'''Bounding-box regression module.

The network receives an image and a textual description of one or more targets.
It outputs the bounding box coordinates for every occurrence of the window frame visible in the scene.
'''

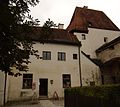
[62,74,71,88]
[104,37,108,43]
[42,51,51,60]
[58,52,66,61]
[82,34,86,40]
[22,74,33,89]
[73,54,77,60]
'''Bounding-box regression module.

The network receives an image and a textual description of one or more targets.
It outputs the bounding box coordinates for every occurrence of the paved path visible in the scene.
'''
[3,99,64,107]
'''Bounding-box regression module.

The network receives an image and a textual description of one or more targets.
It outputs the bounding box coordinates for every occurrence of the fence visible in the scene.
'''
[65,93,120,107]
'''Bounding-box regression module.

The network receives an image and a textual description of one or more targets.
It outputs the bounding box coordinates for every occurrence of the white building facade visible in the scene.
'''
[67,7,120,85]
[7,28,81,101]
[1,7,120,104]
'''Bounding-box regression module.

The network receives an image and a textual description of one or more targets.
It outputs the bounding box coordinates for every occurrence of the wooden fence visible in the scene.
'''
[65,93,120,107]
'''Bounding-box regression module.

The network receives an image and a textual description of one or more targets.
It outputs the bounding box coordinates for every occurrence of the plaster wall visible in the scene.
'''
[74,28,120,86]
[97,43,120,63]
[75,28,120,58]
[8,43,80,101]
[0,72,4,106]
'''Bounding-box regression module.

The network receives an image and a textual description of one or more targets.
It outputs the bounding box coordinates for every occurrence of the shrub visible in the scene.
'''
[65,84,120,99]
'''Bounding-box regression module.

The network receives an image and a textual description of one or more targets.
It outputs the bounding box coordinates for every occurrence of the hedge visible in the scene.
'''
[65,84,120,99]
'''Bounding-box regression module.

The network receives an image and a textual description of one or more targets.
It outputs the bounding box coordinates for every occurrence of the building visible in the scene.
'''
[96,36,120,84]
[7,26,82,101]
[67,6,120,85]
[1,6,120,104]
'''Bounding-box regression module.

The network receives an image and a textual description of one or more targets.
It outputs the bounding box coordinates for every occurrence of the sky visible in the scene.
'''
[30,0,120,29]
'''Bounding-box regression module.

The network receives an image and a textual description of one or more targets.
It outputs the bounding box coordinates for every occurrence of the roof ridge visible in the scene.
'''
[75,6,103,12]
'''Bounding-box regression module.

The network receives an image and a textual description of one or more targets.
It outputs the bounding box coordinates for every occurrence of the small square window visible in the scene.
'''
[73,54,77,59]
[58,52,66,61]
[23,74,33,89]
[43,51,51,60]
[82,34,86,40]
[104,37,108,43]
[90,81,95,86]
[62,74,71,88]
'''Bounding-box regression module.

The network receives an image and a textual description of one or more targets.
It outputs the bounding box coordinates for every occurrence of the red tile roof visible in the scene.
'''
[27,27,81,46]
[67,7,120,33]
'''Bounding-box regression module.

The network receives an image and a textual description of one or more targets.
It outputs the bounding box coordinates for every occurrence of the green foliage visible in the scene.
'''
[39,18,56,43]
[65,84,120,99]
[0,0,39,76]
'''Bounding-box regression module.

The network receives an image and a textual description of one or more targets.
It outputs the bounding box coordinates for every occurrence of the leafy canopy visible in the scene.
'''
[0,0,39,76]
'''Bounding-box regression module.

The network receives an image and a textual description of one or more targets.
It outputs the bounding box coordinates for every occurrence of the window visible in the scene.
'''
[43,51,51,60]
[82,34,86,40]
[23,74,33,89]
[90,81,95,86]
[73,54,77,59]
[58,52,66,61]
[104,37,108,43]
[62,74,71,88]
[88,22,92,27]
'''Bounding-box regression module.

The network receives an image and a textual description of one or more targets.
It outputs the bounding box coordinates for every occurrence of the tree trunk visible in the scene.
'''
[4,72,7,105]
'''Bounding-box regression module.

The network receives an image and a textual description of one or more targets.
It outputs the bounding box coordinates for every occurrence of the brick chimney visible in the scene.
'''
[83,6,88,9]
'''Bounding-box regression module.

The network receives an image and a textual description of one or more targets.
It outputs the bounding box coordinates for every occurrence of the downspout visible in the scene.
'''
[78,44,82,87]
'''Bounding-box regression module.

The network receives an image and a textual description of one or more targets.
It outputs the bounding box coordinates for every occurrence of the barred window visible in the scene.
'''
[43,51,51,60]
[58,52,66,61]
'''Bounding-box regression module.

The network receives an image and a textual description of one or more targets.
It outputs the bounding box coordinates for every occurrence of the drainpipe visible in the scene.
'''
[78,44,82,87]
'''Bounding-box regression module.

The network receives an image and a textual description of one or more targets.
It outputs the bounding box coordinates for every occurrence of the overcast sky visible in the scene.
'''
[30,0,120,29]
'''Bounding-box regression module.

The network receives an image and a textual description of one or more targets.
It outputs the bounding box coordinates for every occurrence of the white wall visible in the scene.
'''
[80,53,101,86]
[74,28,120,86]
[8,43,80,101]
[0,72,4,106]
[97,43,120,63]
[75,28,120,58]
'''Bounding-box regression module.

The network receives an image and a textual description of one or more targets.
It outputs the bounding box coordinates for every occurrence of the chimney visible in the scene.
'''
[83,6,88,9]
[58,23,64,29]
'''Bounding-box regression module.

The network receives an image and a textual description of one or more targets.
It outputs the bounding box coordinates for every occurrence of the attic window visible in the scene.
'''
[82,34,86,40]
[88,22,92,27]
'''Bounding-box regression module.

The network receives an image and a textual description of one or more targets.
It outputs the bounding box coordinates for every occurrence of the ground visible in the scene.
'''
[2,99,64,107]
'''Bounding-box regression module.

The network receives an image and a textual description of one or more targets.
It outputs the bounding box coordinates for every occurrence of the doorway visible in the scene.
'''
[39,79,48,96]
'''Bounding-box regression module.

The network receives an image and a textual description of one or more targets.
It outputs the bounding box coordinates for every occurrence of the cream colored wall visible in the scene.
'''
[80,54,101,86]
[97,43,120,63]
[0,72,9,106]
[0,72,4,106]
[8,43,80,101]
[75,28,120,58]
[74,28,120,86]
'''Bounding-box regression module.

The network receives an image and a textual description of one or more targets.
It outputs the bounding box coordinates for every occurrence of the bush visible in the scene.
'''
[65,84,120,99]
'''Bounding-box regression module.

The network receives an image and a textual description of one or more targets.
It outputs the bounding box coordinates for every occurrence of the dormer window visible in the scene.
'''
[88,22,92,27]
[82,34,86,40]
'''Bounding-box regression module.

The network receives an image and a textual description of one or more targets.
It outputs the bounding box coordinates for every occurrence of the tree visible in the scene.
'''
[39,18,56,43]
[0,0,40,75]
[0,0,39,105]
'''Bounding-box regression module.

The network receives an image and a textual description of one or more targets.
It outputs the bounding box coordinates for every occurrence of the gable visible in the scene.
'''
[67,7,120,33]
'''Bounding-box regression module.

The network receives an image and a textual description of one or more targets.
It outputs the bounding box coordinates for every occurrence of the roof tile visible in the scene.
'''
[67,7,120,32]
